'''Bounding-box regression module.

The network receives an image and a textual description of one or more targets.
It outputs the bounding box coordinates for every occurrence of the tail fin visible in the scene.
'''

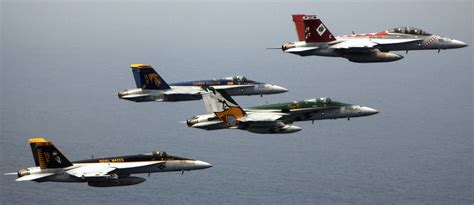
[297,15,336,43]
[130,64,171,90]
[201,87,245,127]
[292,14,306,41]
[29,138,73,169]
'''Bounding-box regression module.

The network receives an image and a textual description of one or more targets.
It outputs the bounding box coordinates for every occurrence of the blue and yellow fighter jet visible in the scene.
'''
[118,64,288,102]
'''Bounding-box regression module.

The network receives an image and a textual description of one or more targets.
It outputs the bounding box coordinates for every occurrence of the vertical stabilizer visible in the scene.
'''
[29,138,73,169]
[292,14,306,41]
[301,15,336,43]
[130,64,171,90]
[201,87,245,127]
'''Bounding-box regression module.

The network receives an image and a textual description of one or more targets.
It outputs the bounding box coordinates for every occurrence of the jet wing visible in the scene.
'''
[370,38,422,45]
[79,167,118,179]
[16,173,55,181]
[331,38,422,50]
[166,85,254,94]
[163,86,204,95]
[68,161,165,179]
[241,112,286,123]
[210,84,254,90]
[285,47,319,53]
[163,90,202,95]
[111,161,165,169]
[330,39,378,49]
[280,106,341,122]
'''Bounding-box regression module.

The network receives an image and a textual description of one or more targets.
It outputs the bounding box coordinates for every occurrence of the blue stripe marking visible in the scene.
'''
[169,80,263,86]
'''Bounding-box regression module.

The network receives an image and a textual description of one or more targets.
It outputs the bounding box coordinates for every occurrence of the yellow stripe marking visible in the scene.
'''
[130,64,153,69]
[37,149,47,169]
[29,138,47,143]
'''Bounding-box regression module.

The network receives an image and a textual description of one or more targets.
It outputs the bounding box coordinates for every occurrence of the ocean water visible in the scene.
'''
[1,0,472,204]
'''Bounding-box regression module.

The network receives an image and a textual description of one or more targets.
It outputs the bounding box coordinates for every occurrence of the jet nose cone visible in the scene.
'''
[270,85,289,93]
[118,92,124,99]
[451,39,468,48]
[194,160,213,169]
[361,107,379,116]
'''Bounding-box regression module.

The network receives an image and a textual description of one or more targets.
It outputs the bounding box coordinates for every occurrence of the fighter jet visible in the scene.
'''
[5,138,212,187]
[118,64,288,102]
[278,14,468,63]
[185,88,378,134]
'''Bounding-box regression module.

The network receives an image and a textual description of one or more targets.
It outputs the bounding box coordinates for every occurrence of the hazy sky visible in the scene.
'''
[1,0,472,204]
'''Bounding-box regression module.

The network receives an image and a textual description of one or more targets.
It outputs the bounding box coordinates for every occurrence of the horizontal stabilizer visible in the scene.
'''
[188,120,227,130]
[120,93,151,99]
[285,47,319,53]
[190,121,224,128]
[16,173,55,181]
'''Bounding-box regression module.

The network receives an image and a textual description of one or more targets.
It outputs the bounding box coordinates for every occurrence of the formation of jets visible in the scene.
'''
[7,14,467,187]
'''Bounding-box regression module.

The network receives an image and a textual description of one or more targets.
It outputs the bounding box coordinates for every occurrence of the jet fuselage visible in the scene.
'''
[187,97,378,134]
[248,98,379,120]
[13,142,212,187]
[119,82,287,102]
[285,33,467,58]
[283,15,468,63]
[119,64,288,102]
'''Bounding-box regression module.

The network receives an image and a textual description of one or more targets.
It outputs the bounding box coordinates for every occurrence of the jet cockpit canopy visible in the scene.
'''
[223,76,255,83]
[144,151,168,158]
[316,97,332,104]
[388,27,432,36]
[307,97,332,104]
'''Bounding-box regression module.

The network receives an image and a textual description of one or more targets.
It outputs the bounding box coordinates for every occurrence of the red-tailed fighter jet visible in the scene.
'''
[278,14,468,63]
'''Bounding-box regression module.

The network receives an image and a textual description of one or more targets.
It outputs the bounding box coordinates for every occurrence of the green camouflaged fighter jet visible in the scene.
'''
[186,88,378,134]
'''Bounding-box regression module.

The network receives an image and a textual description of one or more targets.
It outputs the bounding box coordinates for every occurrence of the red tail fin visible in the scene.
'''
[301,15,336,43]
[292,14,306,41]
